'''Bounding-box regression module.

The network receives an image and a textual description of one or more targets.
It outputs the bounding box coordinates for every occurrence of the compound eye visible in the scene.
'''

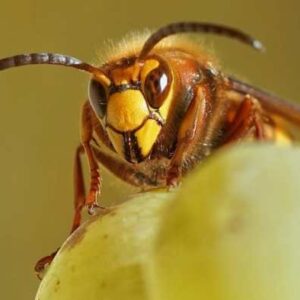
[88,79,107,118]
[144,65,171,109]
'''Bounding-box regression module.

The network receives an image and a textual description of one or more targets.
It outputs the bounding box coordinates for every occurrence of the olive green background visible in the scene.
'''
[0,0,299,299]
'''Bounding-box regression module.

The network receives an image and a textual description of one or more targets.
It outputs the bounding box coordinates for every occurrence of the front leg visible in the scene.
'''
[81,101,103,214]
[35,144,88,277]
[35,102,109,276]
[167,86,209,187]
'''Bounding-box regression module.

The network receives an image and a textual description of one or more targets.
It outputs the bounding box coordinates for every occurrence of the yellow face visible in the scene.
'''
[89,57,173,163]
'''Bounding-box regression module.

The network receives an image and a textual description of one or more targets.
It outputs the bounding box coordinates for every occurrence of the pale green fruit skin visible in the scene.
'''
[149,145,300,300]
[36,145,300,300]
[35,192,173,300]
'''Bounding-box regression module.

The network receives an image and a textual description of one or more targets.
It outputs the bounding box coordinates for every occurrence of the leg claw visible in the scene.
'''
[87,201,100,215]
[85,190,106,215]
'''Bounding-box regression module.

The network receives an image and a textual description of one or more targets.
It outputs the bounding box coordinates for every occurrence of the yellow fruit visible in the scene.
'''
[35,145,300,300]
[148,145,300,300]
[35,191,173,300]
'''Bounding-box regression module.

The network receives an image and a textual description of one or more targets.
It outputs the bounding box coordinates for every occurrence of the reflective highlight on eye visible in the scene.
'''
[160,73,168,91]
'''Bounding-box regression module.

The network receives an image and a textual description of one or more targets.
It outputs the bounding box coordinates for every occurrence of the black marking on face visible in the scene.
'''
[122,132,143,163]
[123,133,132,162]
[130,133,143,163]
[106,111,164,134]
[109,81,141,95]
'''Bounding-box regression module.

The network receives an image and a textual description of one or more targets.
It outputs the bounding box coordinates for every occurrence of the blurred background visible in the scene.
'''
[0,0,299,299]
